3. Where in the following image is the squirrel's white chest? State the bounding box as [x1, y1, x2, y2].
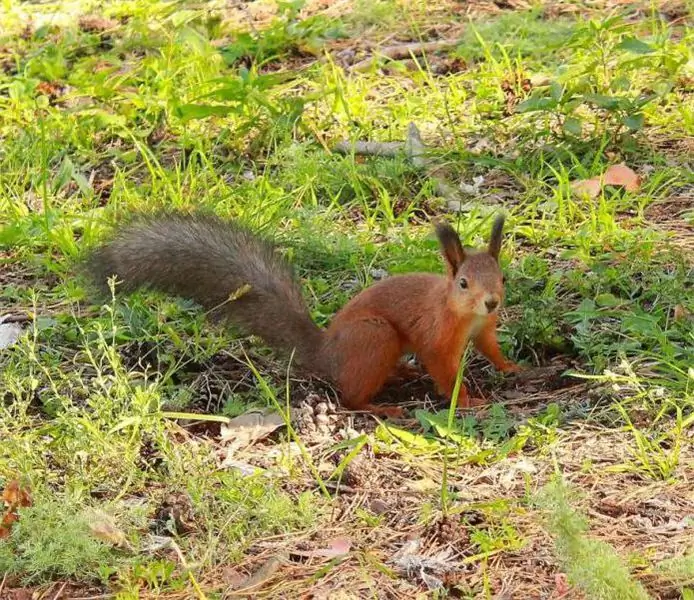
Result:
[467, 315, 486, 339]
[454, 315, 485, 355]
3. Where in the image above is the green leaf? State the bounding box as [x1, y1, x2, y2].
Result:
[416, 409, 477, 439]
[378, 424, 440, 449]
[109, 415, 142, 434]
[623, 113, 644, 131]
[563, 116, 583, 136]
[550, 81, 563, 102]
[582, 94, 624, 110]
[161, 411, 231, 423]
[617, 36, 654, 54]
[173, 103, 236, 121]
[610, 75, 631, 92]
[595, 293, 620, 307]
[516, 96, 558, 113]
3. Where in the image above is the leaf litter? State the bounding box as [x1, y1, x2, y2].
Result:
[571, 163, 642, 198]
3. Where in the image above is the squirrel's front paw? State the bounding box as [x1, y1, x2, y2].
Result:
[501, 362, 522, 374]
[468, 395, 488, 407]
[371, 404, 405, 419]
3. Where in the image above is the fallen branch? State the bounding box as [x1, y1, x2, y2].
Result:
[349, 39, 459, 73]
[333, 122, 463, 207]
[332, 141, 403, 157]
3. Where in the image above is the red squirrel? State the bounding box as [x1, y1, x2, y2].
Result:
[86, 213, 519, 417]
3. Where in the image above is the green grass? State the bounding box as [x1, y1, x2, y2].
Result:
[534, 477, 651, 600]
[1, 0, 693, 597]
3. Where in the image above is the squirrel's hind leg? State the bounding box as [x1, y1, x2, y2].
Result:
[328, 318, 404, 418]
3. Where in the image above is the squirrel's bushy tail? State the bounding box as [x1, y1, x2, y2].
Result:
[86, 213, 327, 373]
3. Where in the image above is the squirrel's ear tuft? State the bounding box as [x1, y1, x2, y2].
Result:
[435, 221, 466, 275]
[488, 214, 505, 261]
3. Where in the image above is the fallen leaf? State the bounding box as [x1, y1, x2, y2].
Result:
[391, 537, 460, 587]
[35, 81, 63, 98]
[219, 457, 263, 475]
[674, 304, 691, 321]
[219, 409, 286, 455]
[87, 509, 127, 547]
[406, 477, 439, 492]
[6, 589, 33, 600]
[78, 15, 119, 33]
[571, 163, 641, 199]
[0, 321, 24, 350]
[234, 554, 287, 591]
[369, 498, 389, 514]
[459, 175, 485, 195]
[603, 163, 641, 191]
[220, 564, 247, 589]
[571, 177, 603, 199]
[142, 534, 174, 553]
[316, 537, 352, 558]
[555, 572, 570, 596]
[292, 537, 352, 559]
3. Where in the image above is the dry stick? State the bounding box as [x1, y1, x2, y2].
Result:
[332, 140, 403, 157]
[0, 313, 32, 324]
[333, 122, 462, 206]
[349, 39, 459, 73]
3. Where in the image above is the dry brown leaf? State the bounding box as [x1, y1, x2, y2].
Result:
[603, 163, 641, 192]
[219, 409, 286, 454]
[291, 537, 352, 559]
[570, 177, 603, 199]
[35, 81, 63, 98]
[571, 163, 641, 199]
[406, 477, 439, 492]
[78, 15, 119, 33]
[555, 573, 570, 597]
[317, 537, 352, 558]
[6, 589, 33, 600]
[87, 510, 127, 547]
[673, 304, 691, 321]
[233, 554, 287, 592]
[220, 564, 247, 589]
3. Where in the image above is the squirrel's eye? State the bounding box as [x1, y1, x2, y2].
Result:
[459, 278, 468, 290]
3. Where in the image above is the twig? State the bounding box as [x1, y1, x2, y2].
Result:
[332, 141, 403, 157]
[349, 39, 459, 73]
[0, 313, 32, 324]
[333, 122, 463, 207]
[225, 553, 288, 596]
[167, 539, 208, 600]
[52, 581, 68, 600]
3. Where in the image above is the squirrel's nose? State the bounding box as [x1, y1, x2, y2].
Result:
[485, 298, 499, 312]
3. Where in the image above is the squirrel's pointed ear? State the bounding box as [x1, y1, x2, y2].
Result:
[488, 214, 505, 262]
[435, 221, 466, 275]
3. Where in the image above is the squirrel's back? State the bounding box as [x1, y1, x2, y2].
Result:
[86, 213, 326, 372]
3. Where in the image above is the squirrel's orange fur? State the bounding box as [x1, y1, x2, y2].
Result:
[86, 213, 518, 418]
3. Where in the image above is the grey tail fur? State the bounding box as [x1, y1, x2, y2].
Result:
[85, 213, 327, 374]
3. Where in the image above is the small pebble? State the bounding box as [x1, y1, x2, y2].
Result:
[370, 499, 389, 514]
